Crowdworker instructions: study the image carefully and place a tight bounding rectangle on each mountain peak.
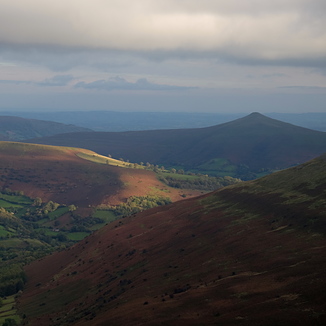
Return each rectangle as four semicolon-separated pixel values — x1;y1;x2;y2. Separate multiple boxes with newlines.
236;112;279;125
248;112;265;117
244;112;270;120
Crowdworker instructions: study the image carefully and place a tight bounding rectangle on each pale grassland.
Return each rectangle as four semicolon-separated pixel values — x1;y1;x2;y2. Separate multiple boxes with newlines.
76;152;130;167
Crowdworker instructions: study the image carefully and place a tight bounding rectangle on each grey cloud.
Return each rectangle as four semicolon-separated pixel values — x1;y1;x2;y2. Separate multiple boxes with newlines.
0;79;31;85
278;86;326;90
0;75;74;87
74;76;196;91
36;75;74;87
0;1;325;70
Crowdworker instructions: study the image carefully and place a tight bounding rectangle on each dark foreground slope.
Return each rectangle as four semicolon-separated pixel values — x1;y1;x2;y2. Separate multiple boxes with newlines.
0;116;91;141
18;154;326;325
26;112;326;178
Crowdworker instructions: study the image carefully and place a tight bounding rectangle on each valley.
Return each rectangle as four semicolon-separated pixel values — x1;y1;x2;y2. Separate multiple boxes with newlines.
0;140;234;321
0;113;325;325
2;1;325;324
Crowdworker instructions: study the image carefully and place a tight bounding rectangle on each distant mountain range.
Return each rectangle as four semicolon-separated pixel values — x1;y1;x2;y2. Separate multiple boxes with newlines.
2;110;326;132
26;112;326;179
0;116;91;141
18;153;326;325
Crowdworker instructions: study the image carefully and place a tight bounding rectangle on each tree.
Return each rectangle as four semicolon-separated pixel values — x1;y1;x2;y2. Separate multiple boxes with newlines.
68;204;77;212
3;318;18;326
43;201;59;212
33;197;42;207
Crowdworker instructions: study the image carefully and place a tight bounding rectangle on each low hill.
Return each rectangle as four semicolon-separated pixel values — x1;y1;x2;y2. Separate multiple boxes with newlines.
26;112;326;179
0;116;91;141
0;142;200;209
17;154;326;325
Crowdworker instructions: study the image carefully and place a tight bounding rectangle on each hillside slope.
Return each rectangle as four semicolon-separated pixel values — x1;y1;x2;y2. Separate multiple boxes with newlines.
26;113;326;178
0;142;199;209
0;116;91;141
18;154;326;325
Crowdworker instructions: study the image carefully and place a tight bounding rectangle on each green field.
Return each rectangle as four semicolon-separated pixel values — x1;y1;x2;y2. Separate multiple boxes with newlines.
0;200;23;209
67;232;90;241
0;193;32;206
0;226;12;237
90;210;117;230
0;295;20;325
47;207;69;220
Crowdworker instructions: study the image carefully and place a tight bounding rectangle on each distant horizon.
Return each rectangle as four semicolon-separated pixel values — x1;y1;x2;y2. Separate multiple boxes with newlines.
1;109;325;133
0;109;326;115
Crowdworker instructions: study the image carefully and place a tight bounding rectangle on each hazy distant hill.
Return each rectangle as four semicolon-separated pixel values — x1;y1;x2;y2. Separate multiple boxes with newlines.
0;116;91;141
3;110;326;132
26;112;326;179
18;154;326;325
0;111;246;131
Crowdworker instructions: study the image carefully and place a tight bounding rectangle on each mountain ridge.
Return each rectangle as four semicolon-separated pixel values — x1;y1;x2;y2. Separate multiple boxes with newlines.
25;113;326;178
3;110;326;132
0;116;92;141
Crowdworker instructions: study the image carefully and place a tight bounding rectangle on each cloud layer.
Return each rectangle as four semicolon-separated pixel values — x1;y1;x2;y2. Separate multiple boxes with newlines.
0;1;325;113
75;76;195;91
1;0;325;66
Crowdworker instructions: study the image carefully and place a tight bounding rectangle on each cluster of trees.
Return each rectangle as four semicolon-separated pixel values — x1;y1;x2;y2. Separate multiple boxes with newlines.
2;318;18;326
70;216;104;232
158;174;241;191
100;195;172;218
21;199;61;222
0;264;26;297
2;188;25;197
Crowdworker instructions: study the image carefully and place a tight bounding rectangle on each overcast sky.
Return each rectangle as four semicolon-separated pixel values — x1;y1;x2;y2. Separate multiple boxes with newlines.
0;0;325;113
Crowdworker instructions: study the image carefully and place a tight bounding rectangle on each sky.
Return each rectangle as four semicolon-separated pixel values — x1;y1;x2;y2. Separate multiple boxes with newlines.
0;0;326;113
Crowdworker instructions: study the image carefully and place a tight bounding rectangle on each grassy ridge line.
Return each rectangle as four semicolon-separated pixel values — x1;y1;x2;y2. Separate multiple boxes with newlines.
76;152;129;167
0;141;134;168
0;141;100;158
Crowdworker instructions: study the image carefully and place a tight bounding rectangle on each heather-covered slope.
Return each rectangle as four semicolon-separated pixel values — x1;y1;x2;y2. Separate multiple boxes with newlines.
18;154;326;325
26;113;326;178
0;116;91;141
0;142;198;209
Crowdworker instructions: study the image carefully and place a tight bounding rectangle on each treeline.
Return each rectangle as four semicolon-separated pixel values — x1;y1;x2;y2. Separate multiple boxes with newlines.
0;264;26;297
99;195;172;218
158;174;241;191
123;161;242;190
